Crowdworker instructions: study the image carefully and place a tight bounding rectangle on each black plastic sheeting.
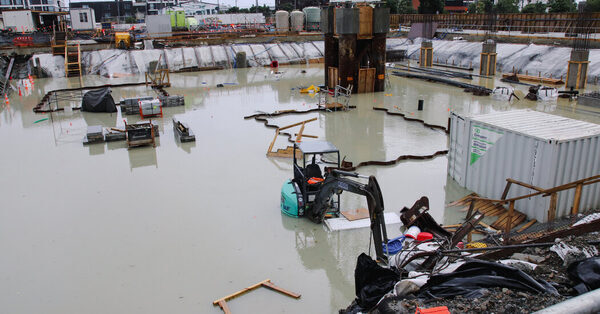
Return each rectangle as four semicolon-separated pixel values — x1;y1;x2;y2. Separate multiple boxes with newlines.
354;253;400;309
418;260;558;299
81;88;116;113
568;257;600;295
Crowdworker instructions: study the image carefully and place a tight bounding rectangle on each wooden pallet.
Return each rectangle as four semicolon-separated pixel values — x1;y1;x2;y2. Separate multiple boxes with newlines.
448;193;527;231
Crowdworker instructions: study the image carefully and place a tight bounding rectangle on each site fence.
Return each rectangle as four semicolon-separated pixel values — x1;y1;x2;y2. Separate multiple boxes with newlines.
390;13;600;34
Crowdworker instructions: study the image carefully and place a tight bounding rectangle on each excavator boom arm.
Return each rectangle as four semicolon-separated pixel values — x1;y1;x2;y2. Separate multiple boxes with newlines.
308;170;389;262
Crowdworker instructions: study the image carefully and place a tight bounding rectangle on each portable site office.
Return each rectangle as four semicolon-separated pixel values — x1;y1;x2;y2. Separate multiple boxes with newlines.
448;109;600;223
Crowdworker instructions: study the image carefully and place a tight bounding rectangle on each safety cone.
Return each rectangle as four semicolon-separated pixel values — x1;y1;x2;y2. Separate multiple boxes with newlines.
18;87;21;96
4;94;9;104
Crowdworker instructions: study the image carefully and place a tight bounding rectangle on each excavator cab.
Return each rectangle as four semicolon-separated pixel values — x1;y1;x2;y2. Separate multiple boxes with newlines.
281;141;340;218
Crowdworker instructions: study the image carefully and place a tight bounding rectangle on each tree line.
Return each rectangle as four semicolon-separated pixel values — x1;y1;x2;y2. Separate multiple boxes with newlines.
384;0;599;14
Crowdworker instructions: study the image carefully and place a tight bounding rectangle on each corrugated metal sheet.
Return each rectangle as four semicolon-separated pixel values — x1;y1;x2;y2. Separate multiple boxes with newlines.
448;110;600;223
471;110;600;142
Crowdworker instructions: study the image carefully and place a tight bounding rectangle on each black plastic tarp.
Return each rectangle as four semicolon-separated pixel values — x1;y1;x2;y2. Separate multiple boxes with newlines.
418;260;558;299
568;257;600;295
82;88;116;113
354;253;400;309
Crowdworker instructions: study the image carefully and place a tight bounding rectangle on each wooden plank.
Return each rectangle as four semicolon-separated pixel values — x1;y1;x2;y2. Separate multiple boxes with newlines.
510;213;527;229
341;208;369;221
504;200;515;241
295;122;306;143
279;117;317;131
517;219;537;233
548;192;558;222
501;181;513;200
267;129;279;156
217;300;231;314
213;279;270;305
446;193;477;207
572;183;583;215
261;281;301;299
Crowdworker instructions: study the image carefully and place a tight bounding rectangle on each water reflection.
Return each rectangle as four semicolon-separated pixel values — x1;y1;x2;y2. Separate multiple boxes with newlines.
281;215;354;310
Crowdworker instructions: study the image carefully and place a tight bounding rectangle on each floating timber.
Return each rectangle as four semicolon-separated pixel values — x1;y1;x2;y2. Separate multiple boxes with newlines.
501;73;564;85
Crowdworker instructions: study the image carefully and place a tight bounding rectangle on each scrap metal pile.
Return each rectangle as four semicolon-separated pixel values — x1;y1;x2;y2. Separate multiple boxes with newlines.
341;197;600;313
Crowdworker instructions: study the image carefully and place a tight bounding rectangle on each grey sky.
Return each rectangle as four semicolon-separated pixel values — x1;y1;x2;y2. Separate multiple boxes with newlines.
65;0;275;9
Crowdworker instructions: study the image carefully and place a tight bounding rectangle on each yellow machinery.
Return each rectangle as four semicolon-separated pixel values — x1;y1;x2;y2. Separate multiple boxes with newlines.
115;32;131;49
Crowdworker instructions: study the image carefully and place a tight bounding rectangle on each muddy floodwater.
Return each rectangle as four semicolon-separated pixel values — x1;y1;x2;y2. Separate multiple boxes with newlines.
1;64;599;313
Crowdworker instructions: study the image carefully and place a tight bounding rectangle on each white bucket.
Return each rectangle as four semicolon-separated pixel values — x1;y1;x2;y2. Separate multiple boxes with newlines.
404;225;421;239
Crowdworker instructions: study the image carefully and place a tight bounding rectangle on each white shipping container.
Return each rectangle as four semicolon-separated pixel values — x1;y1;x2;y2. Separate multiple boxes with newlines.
448;109;600;222
2;10;35;32
146;15;172;37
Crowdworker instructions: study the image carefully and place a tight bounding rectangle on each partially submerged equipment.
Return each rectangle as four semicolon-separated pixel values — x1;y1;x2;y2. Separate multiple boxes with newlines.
81;88;116;113
280;140;390;261
213;279;300;314
125;121;156;148
172;117;195;142
139;99;163;118
83;125;104;144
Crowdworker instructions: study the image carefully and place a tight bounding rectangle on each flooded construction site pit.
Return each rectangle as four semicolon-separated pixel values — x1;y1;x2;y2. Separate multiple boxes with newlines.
2;64;600;313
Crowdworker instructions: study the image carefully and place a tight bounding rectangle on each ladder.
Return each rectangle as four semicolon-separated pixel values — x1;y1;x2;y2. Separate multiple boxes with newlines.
64;43;82;79
52;30;66;56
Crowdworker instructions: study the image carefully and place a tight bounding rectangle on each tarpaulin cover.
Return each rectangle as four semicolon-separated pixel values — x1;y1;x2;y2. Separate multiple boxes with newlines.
418;260;558;299
82;88;116;112
354;253;400;309
567;257;600;295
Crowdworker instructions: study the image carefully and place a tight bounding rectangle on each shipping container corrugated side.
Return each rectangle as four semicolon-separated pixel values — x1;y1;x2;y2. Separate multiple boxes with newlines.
448;110;600;222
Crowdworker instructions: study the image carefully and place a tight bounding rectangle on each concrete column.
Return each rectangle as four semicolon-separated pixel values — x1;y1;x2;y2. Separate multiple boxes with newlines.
480;40;497;76
420;41;433;67
566;50;590;89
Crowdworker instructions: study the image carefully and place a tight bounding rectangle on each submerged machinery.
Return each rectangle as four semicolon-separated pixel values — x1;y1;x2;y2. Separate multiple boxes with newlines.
280;141;389;261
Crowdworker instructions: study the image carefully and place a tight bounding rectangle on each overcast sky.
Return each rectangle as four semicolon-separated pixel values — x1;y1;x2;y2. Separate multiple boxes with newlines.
65;0;276;8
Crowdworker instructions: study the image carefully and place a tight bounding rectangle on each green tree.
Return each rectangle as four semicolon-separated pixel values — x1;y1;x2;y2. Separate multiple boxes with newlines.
277;3;294;12
468;0;493;13
386;0;417;14
248;4;273;16
585;0;600;12
547;0;577;12
495;0;519;13
521;2;547;13
418;0;444;14
226;6;240;13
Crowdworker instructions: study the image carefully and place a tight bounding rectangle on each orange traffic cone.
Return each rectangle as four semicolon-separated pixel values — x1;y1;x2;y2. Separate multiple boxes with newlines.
4;94;9;104
18;87;21;96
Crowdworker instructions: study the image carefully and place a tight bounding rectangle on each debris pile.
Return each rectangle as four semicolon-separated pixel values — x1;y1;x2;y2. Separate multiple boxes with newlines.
340;197;600;313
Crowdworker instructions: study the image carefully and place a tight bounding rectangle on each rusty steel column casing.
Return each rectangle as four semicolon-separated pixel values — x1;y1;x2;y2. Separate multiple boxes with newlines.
338;34;357;92
372;33;386;92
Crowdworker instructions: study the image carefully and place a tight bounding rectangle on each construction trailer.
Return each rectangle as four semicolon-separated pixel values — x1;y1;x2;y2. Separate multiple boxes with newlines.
321;4;390;93
2;9;67;32
70;8;96;31
2;10;36;32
